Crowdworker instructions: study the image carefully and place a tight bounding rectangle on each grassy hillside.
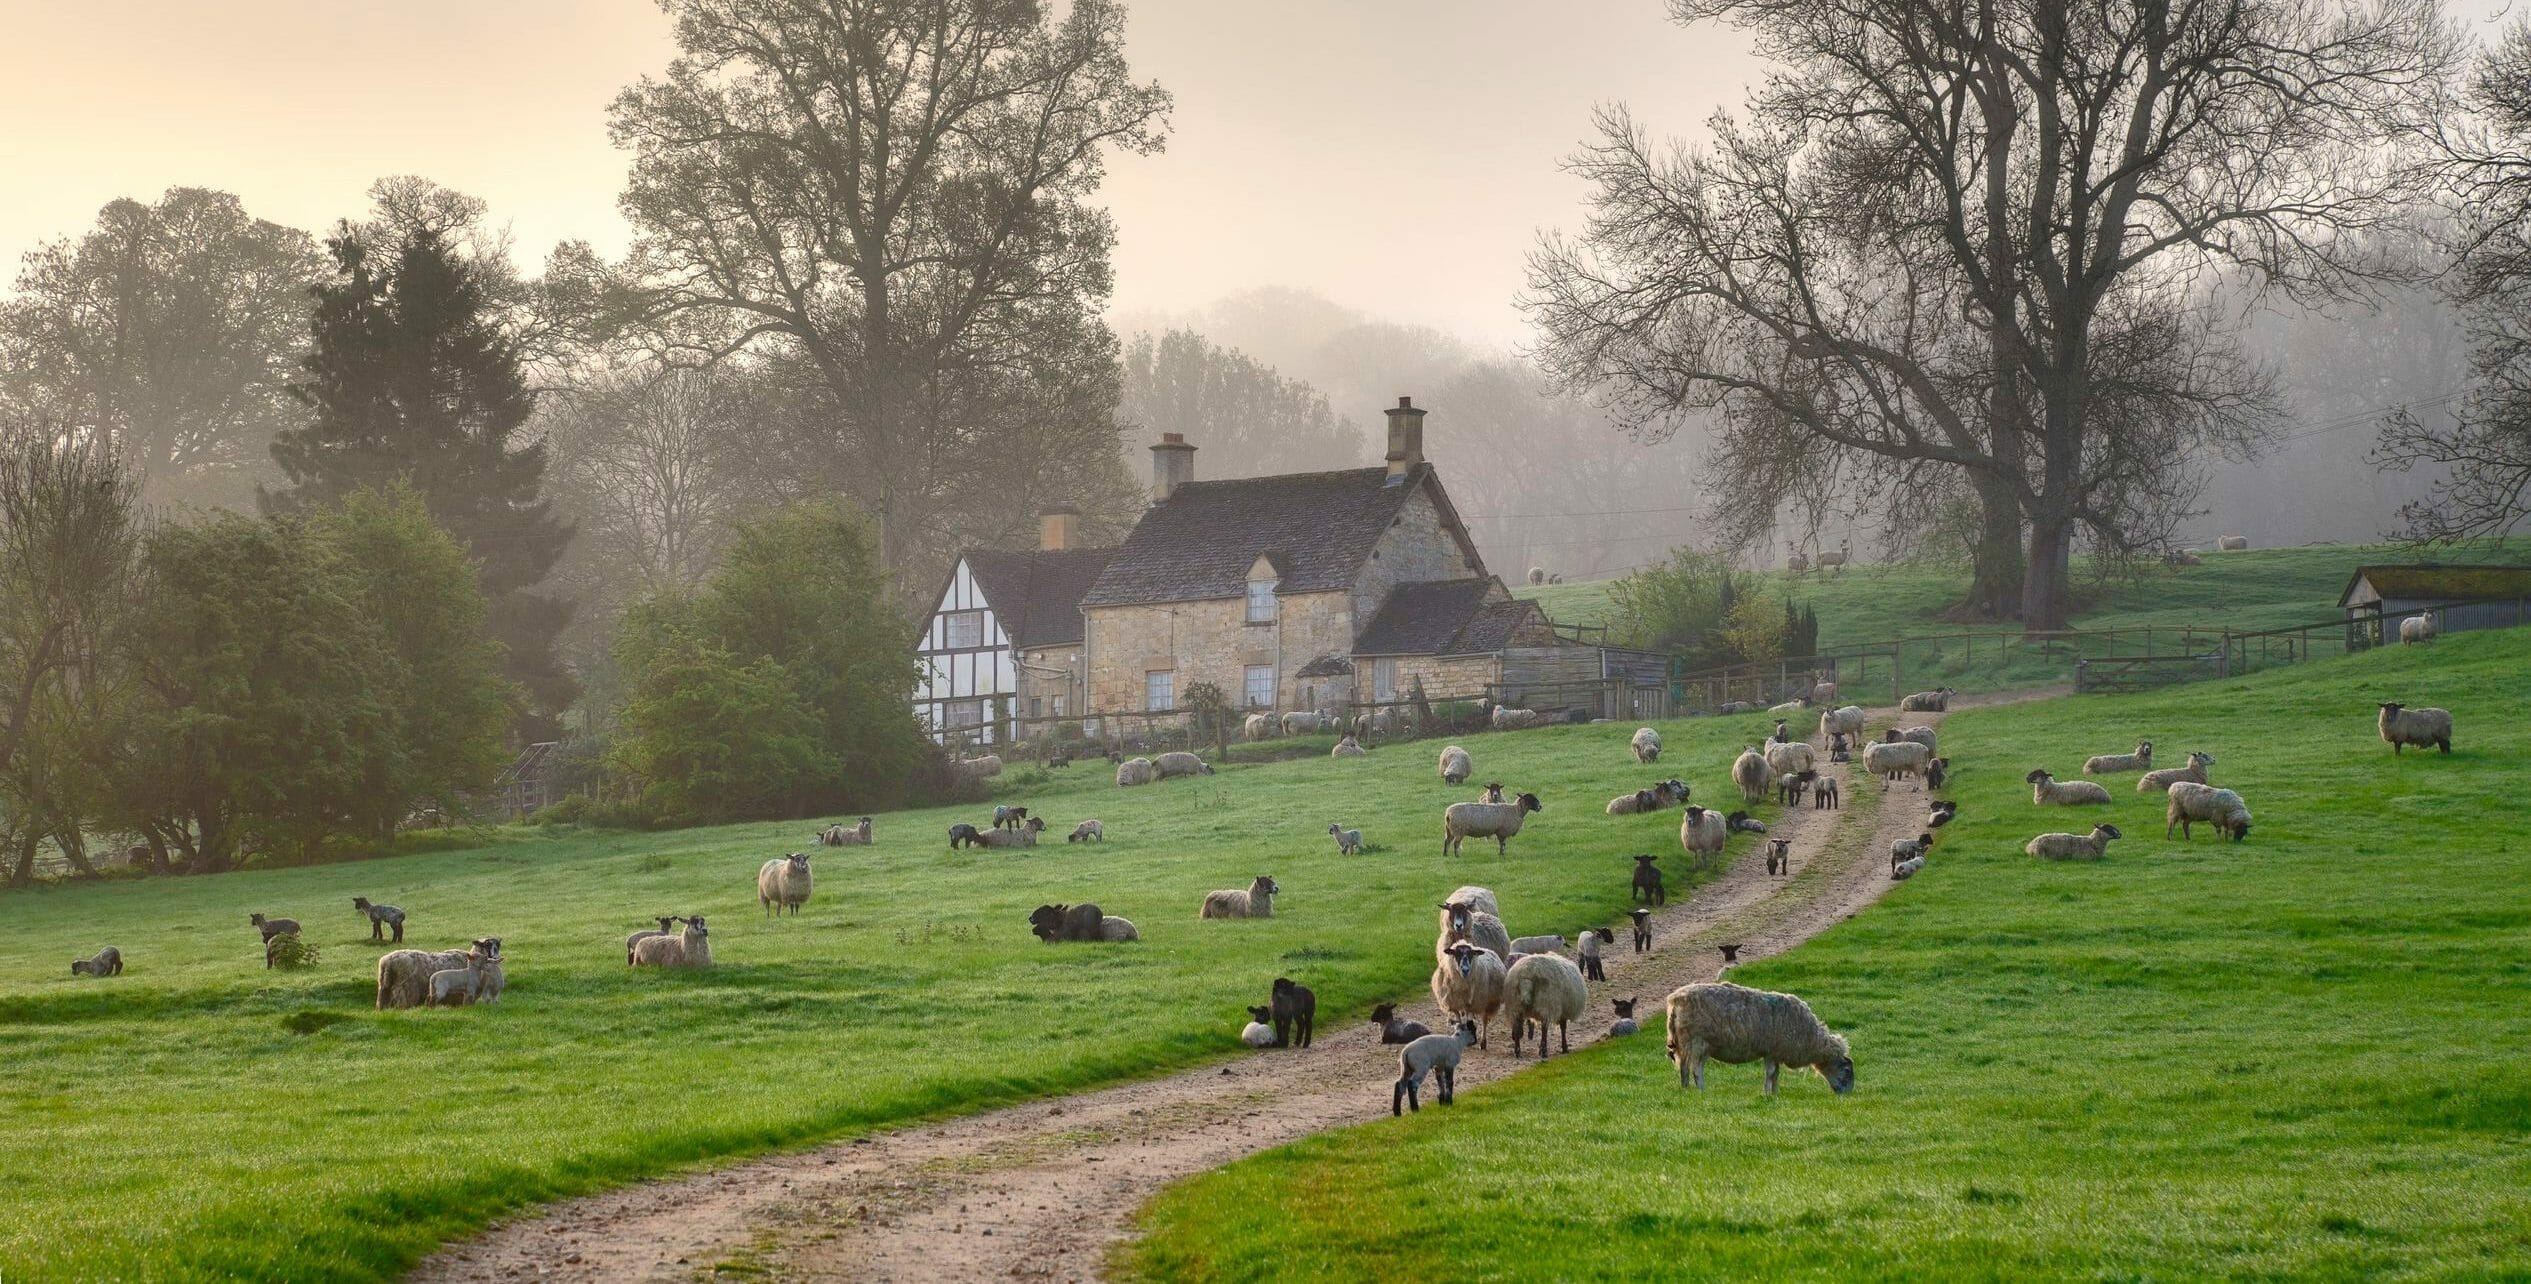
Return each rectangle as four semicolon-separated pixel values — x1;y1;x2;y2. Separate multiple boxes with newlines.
1125;628;2531;1280
1521;541;2531;695
0;717;1768;1280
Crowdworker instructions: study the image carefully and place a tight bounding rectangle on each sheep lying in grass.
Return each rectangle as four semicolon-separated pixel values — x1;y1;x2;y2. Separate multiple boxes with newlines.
973;816;1048;848
1201;875;1279;919
1392;1019;1481;1114
1864;740;1934;790
1442;793;1543;857
819;817;874;846
1900;687;1956;713
626;916;680;964
1716;700;1763;715
1272;977;1316;1048
1678;805;1728;869
1631;726;1663;763
959;754;1003;779
1068;819;1104;843
2083;740;2155;774
1606;778;1687;815
1116;757;1157;787
2165;783;2253;841
1097;915;1139;941
1631;854;1666;906
378;937;504;1009
2027;769;2111;805
1732;749;1769;802
1438;744;1473;785
1370;1001;1431;1045
757;852;813;916
632;918;711;968
1576;927;1612;980
1241;1005;1277;1048
350;897;405;943
2138;752;2213;793
1029;903;1104;943
2377;702;2453;755
1608;996;1641;1037
1819;704;1867;747
1429;943;1506;1050
1889;833;1933;872
1665;981;1855;1096
71;946;123;977
249;913;299;945
1331;736;1367;758
2027;823;2123;860
1506;952;1588;1057
1327;823;1363;855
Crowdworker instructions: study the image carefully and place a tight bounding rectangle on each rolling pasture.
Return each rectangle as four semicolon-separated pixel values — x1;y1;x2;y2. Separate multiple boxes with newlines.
0;717;1755;1279
1126;628;2531;1280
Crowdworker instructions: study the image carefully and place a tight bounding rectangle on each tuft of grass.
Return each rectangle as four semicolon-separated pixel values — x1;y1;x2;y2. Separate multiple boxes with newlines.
1122;627;2531;1281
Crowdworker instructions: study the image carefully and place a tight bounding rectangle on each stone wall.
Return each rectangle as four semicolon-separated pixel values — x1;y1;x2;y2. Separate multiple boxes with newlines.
1084;590;1356;715
1014;644;1083;727
1349;483;1485;626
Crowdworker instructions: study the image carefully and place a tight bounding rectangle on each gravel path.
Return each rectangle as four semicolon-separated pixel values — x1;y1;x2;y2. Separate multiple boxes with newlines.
412;694;2031;1283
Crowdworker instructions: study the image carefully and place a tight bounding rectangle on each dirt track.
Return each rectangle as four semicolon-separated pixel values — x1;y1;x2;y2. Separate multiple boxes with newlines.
412;696;2014;1283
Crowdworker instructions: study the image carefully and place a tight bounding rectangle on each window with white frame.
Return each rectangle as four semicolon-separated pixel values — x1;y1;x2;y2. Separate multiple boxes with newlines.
946;700;984;728
942;610;985;649
1245;577;1277;624
1243;664;1275;709
1145;670;1175;712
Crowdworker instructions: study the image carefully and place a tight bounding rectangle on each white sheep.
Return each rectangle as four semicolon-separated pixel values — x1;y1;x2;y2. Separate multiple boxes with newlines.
426;949;494;1008
959;754;1003;778
2137;752;2213;793
1446;885;1501;917
1894;726;1938;752
1282;711;1326;735
2082;740;2155;774
1241;1005;1278;1048
1067;819;1104;843
2218;535;2249;551
1200;875;1279;919
1098;915;1140;941
1505;952;1589;1057
1442;793;1543;857
1575;928;1609;981
1436;900;1514;962
1811;679;1838;706
1864;740;1934;789
1664;981;1854;1095
2164;782;2253;841
1392;1019;1481;1114
1767;699;1808;718
625;916;680;965
1328;823;1363;855
1154;751;1213;778
1438;745;1473;785
1899;687;1956;713
377;937;503;1009
973;816;1048;848
2027;769;2112;805
2027;823;2124;860
1330;736;1367;758
756;852;813;916
1605;779;1687;815
1630;726;1663;763
2400;615;2436;643
1765;738;1816;777
1244;713;1279;740
1115;756;1157;787
1429;941;1507;1049
632;917;712;968
1678;805;1728;869
1508;933;1567;956
1819;704;1867;747
817;817;873;846
2376;703;2453;755
1732;749;1769;802
1490;705;1549;731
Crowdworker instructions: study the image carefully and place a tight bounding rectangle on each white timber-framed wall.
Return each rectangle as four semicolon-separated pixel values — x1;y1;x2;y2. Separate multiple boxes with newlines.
914;556;1017;745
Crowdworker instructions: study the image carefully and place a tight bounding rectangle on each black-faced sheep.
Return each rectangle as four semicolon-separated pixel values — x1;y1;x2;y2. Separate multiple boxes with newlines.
1068;819;1104;843
1029;903;1106;943
1331;735;1367;757
351;898;405;943
1271;977;1316;1048
71;946;123;977
249;913;299;945
1927;800;1958;829
1731;749;1770;802
2377;702;2453;755
2082;741;2154;774
1630;907;1653;953
947;823;984;849
1631;726;1663;763
1436;899;1514;961
1428;942;1506;1049
1900;687;1956;713
1328;823;1364;855
378;937;504;1009
1576;927;1612;981
1766;838;1790;875
1241;1005;1277;1048
993;804;1031;831
1370;1001;1432;1045
1438;744;1472;785
1393;1019;1480;1114
1889;833;1933;871
2164;782;2253;841
1631;854;1666;906
1476;782;1506;803
2028;822;2124;860
1664;981;1855;1096
1442;793;1542;857
1609;997;1641;1036
1678;805;1728;869
1201;875;1279;919
1446;885;1501;918
757;852;813;916
2137;752;2213;793
2027;769;2111;805
1776;770;1811;807
1505;952;1589;1057
632;918;710;968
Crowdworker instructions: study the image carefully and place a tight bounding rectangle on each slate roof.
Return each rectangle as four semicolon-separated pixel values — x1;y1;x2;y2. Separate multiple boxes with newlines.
1080;464;1480;608
1295;653;1356;678
1353;578;1551;656
2337;564;2531;608
961;546;1117;648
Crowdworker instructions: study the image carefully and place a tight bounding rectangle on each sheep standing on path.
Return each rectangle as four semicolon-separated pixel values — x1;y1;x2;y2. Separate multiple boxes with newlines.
2165;783;2254;841
1864;740;1934;790
2377;703;2454;755
351;898;405;943
1201;875;1279;919
757;852;813;916
1505;953;1589;1058
1731;749;1769;803
1678;805;1728;870
1436;900;1514;962
71;946;123;977
2027;769;2112;806
1428;943;1507;1050
1819;705;1867;748
632;918;711;968
1631;726;1663;763
2082;741;2155;774
1631;854;1666;906
1629;907;1653;953
1576;927;1611;981
1665;982;1855;1096
1438;745;1473;785
1392;1020;1481;1115
1271;977;1316;1048
1442;793;1543;857
2028;823;2124;860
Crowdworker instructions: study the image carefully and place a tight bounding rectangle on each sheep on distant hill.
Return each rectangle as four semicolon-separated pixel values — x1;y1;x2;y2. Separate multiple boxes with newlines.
1155;751;1213;779
959;754;1003;778
818;817;874;846
2401;615;2436;643
2165;783;2253;842
1331;736;1367;757
1664;981;1854;1096
2377;702;2453;755
973;816;1048;848
2218;535;2249;551
1244;713;1278;741
1201;875;1280;919
2027;769;2112;805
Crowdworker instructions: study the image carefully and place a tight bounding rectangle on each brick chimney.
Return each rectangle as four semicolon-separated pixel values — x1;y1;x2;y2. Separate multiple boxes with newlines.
1384;396;1426;482
1038;503;1080;552
1150;432;1196;503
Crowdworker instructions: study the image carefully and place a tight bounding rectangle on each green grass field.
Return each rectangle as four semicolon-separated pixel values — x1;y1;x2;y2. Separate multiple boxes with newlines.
1520;541;2531;695
1125;628;2531;1281
0;716;1774;1280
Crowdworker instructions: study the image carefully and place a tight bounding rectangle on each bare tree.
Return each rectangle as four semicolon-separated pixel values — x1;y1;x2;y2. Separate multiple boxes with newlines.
1535;0;2453;629
608;0;1170;573
547;365;758;623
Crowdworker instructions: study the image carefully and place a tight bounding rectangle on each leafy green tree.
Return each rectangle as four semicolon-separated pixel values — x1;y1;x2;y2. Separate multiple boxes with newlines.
611;599;827;825
1606;546;1763;669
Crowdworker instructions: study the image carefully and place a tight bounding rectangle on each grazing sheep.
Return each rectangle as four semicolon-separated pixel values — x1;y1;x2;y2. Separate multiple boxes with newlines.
1889;855;1926;880
1241;1005;1278;1049
1765;738;1817;777
2165;783;2254;842
249;913;299;945
1115;757;1157;787
1331;735;1367;758
1726;809;1768;834
1438;745;1473;785
756;852;813;916
1328;823;1364;855
1446;885;1501;918
1766;838;1790;875
1863;739;1932;788
2401;615;2436;643
1370;1001;1432;1045
1631;854;1666;906
2218;535;2249;551
1732;749;1769;802
1608;996;1641;1037
1576;927;1612;981
948;823;984;849
377;937;504;1009
1428;942;1507;1049
818;817;874;846
959;754;1004;778
1068;819;1105;843
1028;903;1105;943
1889;833;1933;871
2082;741;2155;774
993;804;1031;831
1392;1019;1481;1115
1631;726;1663;763
427;949;494;1008
1927;800;1958;829
1776;770;1811;808
973;816;1049;848
2028;823;2124;860
2377;703;2454;755
1155;751;1214;779
1271;977;1317;1048
1244;713;1278;741
2027;769;2112;805
1630;907;1653;953
632;917;711;968
71;946;123;977
1664;982;1855;1096
1201;875;1280;919
1508;933;1568;956
1819;704;1867;748
2137;751;2214;793
1678;805;1729;869
626;915;680;964
1505;953;1589;1057
1436;900;1514;962
1899;687;1956;713
351;897;406;943
1442;793;1543;857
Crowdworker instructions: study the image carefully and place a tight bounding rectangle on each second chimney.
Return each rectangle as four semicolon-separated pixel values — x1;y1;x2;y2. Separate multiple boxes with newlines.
1150;432;1196;503
1384;396;1426;481
1038;503;1080;551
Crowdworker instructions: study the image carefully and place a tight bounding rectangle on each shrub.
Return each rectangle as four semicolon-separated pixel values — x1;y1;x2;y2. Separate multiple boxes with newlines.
264;934;320;971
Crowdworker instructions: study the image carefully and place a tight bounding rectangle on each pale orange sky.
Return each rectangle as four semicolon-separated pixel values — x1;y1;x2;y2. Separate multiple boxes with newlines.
0;1;1758;346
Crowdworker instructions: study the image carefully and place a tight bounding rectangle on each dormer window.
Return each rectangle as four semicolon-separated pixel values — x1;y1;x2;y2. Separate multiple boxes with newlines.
1244;552;1282;625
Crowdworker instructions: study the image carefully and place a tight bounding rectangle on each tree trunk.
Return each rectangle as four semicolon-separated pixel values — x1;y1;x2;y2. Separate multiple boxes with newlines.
54;828;97;877
2021;515;2074;634
1965;472;2025;619
192;810;235;874
7;830;38;888
141;828;173;875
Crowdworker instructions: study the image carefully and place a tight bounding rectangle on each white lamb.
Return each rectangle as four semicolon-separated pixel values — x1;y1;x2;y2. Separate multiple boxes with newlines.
1328;823;1363;855
1391;1019;1481;1114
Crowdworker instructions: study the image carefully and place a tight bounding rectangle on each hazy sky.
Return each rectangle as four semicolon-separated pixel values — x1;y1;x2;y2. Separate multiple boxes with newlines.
0;1;1755;348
